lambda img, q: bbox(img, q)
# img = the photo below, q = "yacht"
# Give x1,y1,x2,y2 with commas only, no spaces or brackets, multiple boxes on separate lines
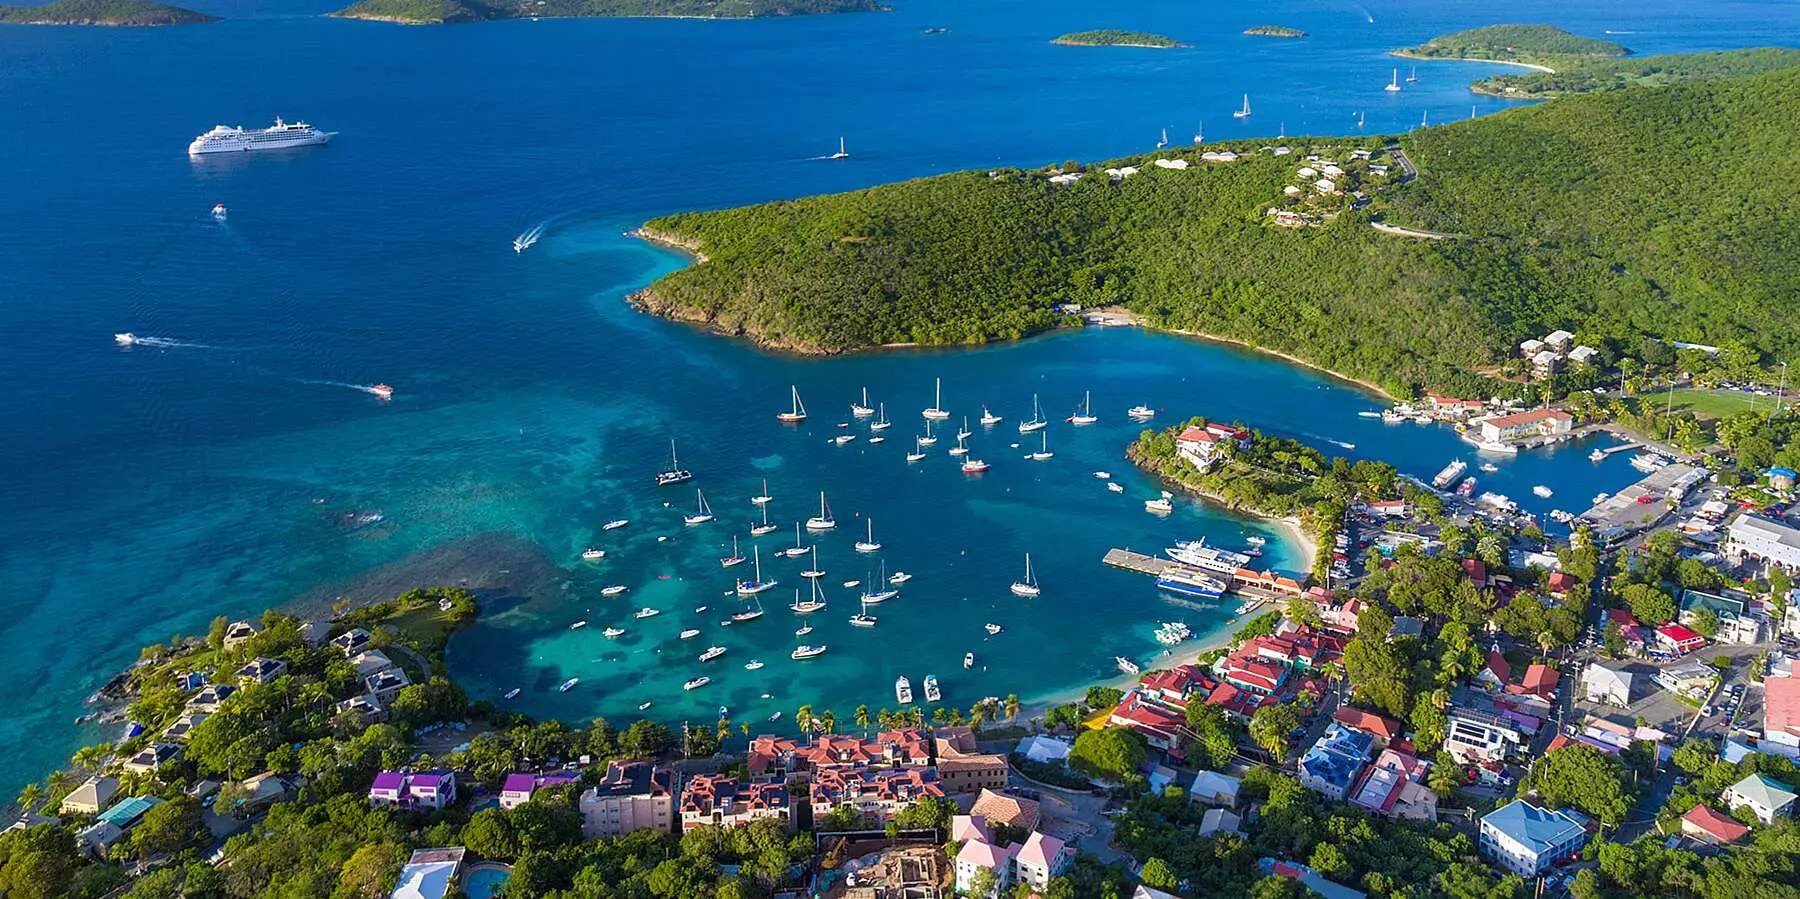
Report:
655,439,692,486
851,387,875,417
863,564,900,603
1030,432,1054,461
1232,94,1251,118
683,676,711,691
782,522,811,557
923,377,951,420
805,492,837,531
895,676,914,704
1588,448,1608,463
113,333,138,345
603,519,630,531
918,422,939,447
961,458,990,473
1094,471,1112,479
1431,459,1468,490
980,406,1003,426
1165,538,1252,575
1156,127,1168,149
1155,569,1226,599
745,660,765,671
1533,485,1554,498
1107,482,1124,493
795,624,814,637
211,203,228,221
1069,391,1098,425
698,646,727,663
569,620,588,630
829,136,849,159
1128,405,1154,420
870,403,892,431
683,489,715,525
1010,553,1041,597
601,584,629,597
730,594,766,622
923,675,941,702
1246,535,1266,546
633,607,661,619
638,701,652,711
950,433,970,457
906,437,927,462
750,504,778,537
1406,65,1418,82
790,582,826,613
559,677,580,693
792,644,828,660
752,480,773,505
1019,394,1048,433
985,623,1003,635
1385,68,1402,92
888,570,912,585
1145,497,1174,513
855,519,881,553
721,536,747,568
776,385,807,423
1155,621,1193,646
1116,657,1141,675
188,117,334,155
603,627,625,638
956,417,973,440
1478,463,1500,473
581,548,606,561
964,652,975,669
736,549,777,595
800,547,826,579
1631,452,1669,473
849,596,879,627
680,628,702,640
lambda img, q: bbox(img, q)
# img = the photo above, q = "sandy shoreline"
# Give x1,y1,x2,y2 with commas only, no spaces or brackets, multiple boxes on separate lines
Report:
1019,620,1244,723
1085,307,1392,401
1389,49,1556,73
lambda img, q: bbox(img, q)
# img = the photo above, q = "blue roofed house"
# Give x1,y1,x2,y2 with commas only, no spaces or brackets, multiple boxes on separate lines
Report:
1298,723,1375,801
1479,800,1589,876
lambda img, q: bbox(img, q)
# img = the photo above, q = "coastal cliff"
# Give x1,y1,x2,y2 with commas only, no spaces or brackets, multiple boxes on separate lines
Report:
0,0,216,25
329,0,887,24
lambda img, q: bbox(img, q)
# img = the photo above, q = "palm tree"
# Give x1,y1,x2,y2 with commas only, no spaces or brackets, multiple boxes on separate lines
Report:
740,722,750,738
15,783,42,813
1538,630,1556,657
854,704,871,734
796,705,815,736
932,708,949,725
819,709,836,734
970,703,989,727
72,744,110,772
46,769,72,798
1004,693,1021,722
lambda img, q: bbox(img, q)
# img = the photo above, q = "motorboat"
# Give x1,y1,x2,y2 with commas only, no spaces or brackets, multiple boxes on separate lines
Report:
1533,485,1554,498
1107,482,1124,493
633,607,661,619
767,711,781,722
964,652,975,669
1116,657,1140,675
792,644,828,659
1128,405,1154,419
842,579,860,588
114,333,137,345
776,385,807,423
923,674,941,702
603,627,625,637
895,676,914,704
1246,535,1266,546
581,548,606,561
698,646,727,663
503,688,521,700
638,701,652,711
1588,449,1607,463
655,439,692,486
367,384,394,400
1478,463,1500,473
601,585,628,597
679,628,701,640
603,519,629,531
1094,471,1112,479
1145,497,1174,513
985,623,1003,635
854,519,881,553
1010,553,1041,597
569,620,588,630
888,570,912,585
849,596,879,627
211,203,228,221
683,676,711,690
980,406,1002,426
559,678,580,693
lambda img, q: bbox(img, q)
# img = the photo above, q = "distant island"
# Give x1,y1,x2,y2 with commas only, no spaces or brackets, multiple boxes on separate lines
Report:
1395,24,1628,72
1243,25,1305,38
329,0,886,25
1471,46,1800,98
0,0,215,24
631,62,1800,397
1052,29,1183,49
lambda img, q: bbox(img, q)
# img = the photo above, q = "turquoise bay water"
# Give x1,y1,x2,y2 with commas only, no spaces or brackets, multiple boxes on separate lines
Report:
3,0,1796,796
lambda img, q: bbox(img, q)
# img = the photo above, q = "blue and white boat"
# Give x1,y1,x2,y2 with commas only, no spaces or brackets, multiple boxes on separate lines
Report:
1154,568,1227,599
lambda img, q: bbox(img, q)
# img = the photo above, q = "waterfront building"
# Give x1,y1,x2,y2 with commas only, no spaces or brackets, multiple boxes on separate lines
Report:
1579,665,1634,707
121,742,181,776
1721,773,1797,824
1362,499,1409,518
161,711,208,742
579,761,674,838
808,766,944,824
499,772,582,810
236,657,287,686
1474,409,1574,445
678,774,791,831
60,775,120,816
185,683,235,713
390,847,465,899
1655,623,1708,655
221,620,260,649
1682,804,1749,845
1426,395,1485,418
1479,800,1589,876
329,627,372,656
368,771,456,811
934,728,1010,794
1298,723,1374,800
1765,675,1800,757
1726,514,1800,570
349,649,399,679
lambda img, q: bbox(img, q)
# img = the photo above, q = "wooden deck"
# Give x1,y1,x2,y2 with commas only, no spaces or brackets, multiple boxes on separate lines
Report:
1101,548,1288,608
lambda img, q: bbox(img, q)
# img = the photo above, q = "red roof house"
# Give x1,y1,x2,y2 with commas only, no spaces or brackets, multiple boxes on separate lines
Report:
1462,559,1488,589
1334,706,1403,744
1475,650,1511,690
1682,804,1750,845
1546,572,1581,596
1655,623,1707,655
1514,664,1559,699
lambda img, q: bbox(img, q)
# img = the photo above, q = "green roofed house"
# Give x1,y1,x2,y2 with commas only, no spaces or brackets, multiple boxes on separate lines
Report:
97,795,163,828
1722,773,1798,825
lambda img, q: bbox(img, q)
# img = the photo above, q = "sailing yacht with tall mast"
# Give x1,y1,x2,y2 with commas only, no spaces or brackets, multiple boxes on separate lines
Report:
1030,432,1054,461
870,403,892,432
1193,119,1203,144
752,479,772,505
1019,394,1047,433
783,522,811,557
1232,94,1251,118
906,438,926,463
855,519,881,553
720,535,746,568
655,439,692,486
805,492,836,531
1010,553,1041,597
1156,127,1168,149
683,489,714,525
862,563,899,603
776,386,807,423
851,387,874,417
790,579,826,613
849,595,878,627
956,416,973,440
917,421,938,447
1069,391,1098,425
1385,68,1401,92
800,546,826,579
829,136,849,159
922,377,950,420
950,433,969,457
750,503,778,537
736,547,777,595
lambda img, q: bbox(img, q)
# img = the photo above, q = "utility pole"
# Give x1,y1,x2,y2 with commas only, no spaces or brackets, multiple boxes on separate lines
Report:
1773,360,1788,420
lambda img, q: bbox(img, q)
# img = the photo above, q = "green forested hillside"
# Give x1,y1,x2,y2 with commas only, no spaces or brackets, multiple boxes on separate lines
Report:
330,0,882,22
1397,24,1627,66
637,67,1800,396
0,0,215,24
1471,47,1800,97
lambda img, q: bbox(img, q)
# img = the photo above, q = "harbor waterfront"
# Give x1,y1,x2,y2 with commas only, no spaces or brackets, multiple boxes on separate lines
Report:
5,0,1798,801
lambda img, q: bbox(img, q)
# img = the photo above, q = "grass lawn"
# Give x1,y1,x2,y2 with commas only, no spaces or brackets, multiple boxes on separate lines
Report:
1665,388,1780,419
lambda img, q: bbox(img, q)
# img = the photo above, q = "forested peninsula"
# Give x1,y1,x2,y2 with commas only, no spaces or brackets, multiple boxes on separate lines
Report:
329,0,883,24
1395,23,1628,71
0,0,214,24
1471,46,1800,98
1052,29,1182,48
633,65,1800,398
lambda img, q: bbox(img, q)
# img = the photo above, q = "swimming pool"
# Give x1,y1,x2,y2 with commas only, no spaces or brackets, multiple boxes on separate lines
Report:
464,865,512,898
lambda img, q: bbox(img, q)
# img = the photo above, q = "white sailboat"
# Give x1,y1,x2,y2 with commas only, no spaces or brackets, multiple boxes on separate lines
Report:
783,521,811,557
1233,94,1251,118
655,439,693,486
800,546,826,579
918,421,938,447
829,136,849,159
855,519,881,553
736,547,777,595
851,387,875,417
776,385,807,423
750,502,778,537
1406,65,1418,83
1010,553,1041,597
849,595,878,627
870,403,892,431
956,416,973,440
1069,390,1098,425
1357,111,1366,129
906,437,927,463
923,377,950,420
1192,118,1204,144
790,581,826,613
683,489,714,525
720,535,747,568
862,563,900,603
950,433,969,457
1385,68,1401,92
731,592,766,622
805,491,836,531
1019,394,1048,433
1155,127,1168,149
752,479,772,505
980,405,1002,426
1030,432,1054,461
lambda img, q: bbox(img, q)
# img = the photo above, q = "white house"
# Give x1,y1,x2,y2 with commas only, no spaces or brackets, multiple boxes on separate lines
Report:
1012,832,1073,892
1727,515,1800,570
1475,409,1574,445
1153,158,1190,170
1190,770,1242,807
1579,665,1633,707
1479,800,1588,876
1722,774,1797,825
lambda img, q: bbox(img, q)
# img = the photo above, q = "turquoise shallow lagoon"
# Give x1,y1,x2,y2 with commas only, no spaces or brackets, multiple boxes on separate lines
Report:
3,0,1796,795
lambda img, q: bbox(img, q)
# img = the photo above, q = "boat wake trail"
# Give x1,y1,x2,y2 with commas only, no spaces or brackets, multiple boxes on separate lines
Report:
1350,2,1374,23
512,220,549,253
115,334,211,349
295,378,394,399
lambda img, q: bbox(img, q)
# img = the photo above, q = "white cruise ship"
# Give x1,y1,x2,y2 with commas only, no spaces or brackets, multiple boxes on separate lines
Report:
188,118,334,155
1164,538,1252,576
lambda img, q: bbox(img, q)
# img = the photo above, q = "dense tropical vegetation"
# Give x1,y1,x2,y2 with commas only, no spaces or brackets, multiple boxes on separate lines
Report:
639,65,1800,397
0,0,214,24
1051,29,1182,48
1471,47,1800,98
330,0,883,24
1243,25,1305,38
1396,24,1627,66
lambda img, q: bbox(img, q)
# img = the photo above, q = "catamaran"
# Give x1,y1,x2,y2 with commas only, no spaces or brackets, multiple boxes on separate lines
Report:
1233,94,1251,118
1069,390,1098,425
783,522,811,557
923,377,950,420
855,519,881,553
655,439,692,486
980,405,1002,426
1010,553,1041,597
736,547,778,595
829,136,849,159
720,536,747,568
851,387,874,417
800,546,826,579
750,503,778,537
1019,394,1048,433
1385,68,1401,92
870,403,892,432
1030,432,1054,461
805,492,836,531
776,385,807,423
752,479,772,505
895,676,913,704
683,489,715,525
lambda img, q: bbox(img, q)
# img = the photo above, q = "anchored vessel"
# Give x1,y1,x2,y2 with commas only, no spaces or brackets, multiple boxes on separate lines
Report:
189,118,334,155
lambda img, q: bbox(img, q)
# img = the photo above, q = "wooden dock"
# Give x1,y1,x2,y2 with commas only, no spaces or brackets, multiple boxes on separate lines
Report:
1102,548,1174,576
1102,548,1288,609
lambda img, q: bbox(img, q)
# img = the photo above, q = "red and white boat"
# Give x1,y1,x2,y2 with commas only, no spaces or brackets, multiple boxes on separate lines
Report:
961,458,990,473
776,385,807,423
367,384,394,399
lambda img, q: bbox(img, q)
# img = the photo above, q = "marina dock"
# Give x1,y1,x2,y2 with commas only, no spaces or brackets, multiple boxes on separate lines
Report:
1577,462,1707,540
1102,548,1287,610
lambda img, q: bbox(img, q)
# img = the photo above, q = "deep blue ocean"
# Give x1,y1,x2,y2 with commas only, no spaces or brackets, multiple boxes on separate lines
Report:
3,0,1796,797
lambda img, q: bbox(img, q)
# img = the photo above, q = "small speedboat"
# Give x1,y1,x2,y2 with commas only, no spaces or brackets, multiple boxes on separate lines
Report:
581,548,606,561
683,676,711,690
985,623,1002,635
694,605,708,613
603,627,625,637
698,646,727,662
603,519,629,530
869,435,886,444
964,652,975,669
1094,471,1112,479
1246,536,1266,546
679,628,701,640
1589,449,1607,463
503,688,521,700
559,678,580,693
767,711,782,721
1533,485,1554,498
1145,498,1174,513
1107,482,1124,493
569,620,588,630
745,660,765,670
633,607,661,619
601,585,628,597
834,434,857,445
1128,405,1154,419
638,701,652,711
888,571,912,584
842,579,860,588
1478,463,1500,473
791,644,827,659
211,203,228,220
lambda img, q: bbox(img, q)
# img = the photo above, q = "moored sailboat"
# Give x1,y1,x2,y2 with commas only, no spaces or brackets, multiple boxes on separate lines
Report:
1069,390,1098,425
655,439,692,486
776,385,807,423
1019,394,1047,433
855,519,881,553
805,491,836,531
851,387,874,417
683,489,714,525
923,377,950,420
1010,553,1041,597
736,547,777,596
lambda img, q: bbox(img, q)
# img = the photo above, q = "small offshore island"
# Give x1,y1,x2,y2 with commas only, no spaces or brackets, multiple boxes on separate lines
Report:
1052,29,1184,49
0,0,215,25
1243,25,1305,39
329,0,884,24
1394,23,1629,73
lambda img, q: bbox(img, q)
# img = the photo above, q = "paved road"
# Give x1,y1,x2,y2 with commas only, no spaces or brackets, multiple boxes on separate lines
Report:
1388,145,1418,180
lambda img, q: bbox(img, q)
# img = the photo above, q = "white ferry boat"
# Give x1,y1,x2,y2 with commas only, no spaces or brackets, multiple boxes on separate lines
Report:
189,118,334,155
1431,459,1469,490
1164,538,1252,575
